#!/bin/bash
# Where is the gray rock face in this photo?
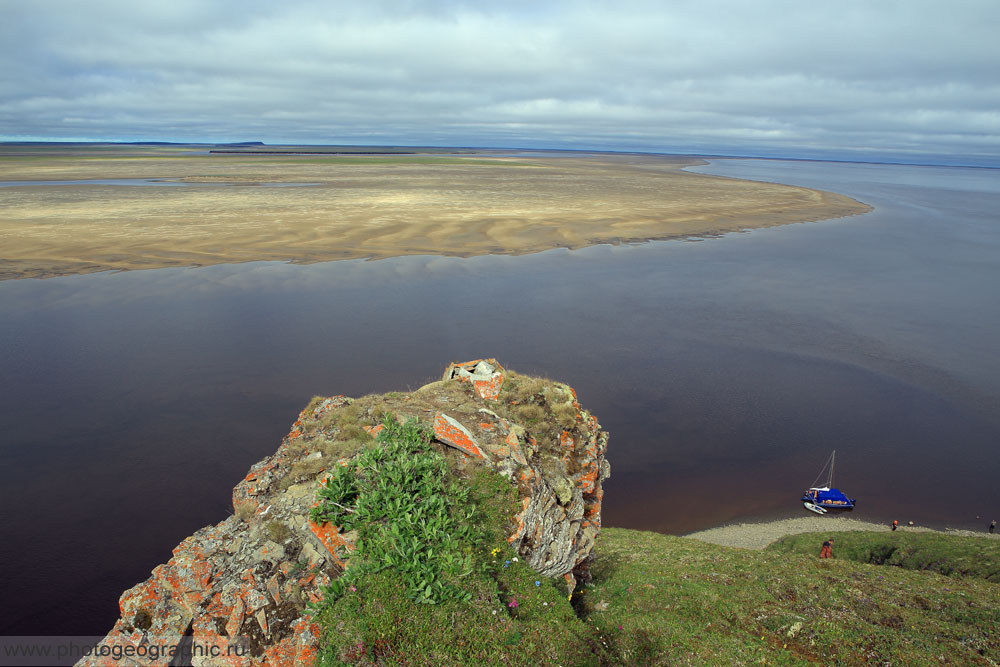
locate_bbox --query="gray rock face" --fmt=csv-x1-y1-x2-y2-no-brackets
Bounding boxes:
430,361,610,591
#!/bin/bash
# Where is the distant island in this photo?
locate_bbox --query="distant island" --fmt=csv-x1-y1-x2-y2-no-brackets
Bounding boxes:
208,150,418,155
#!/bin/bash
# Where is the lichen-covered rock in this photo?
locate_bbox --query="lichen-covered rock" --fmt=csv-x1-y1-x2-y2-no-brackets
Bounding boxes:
80,361,608,665
430,365,610,589
78,399,354,667
443,358,506,400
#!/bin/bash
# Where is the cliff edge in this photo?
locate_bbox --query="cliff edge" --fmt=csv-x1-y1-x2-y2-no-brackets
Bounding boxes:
79,360,609,666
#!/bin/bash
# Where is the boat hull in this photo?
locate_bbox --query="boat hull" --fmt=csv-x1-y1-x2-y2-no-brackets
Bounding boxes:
802,487,856,510
803,502,827,515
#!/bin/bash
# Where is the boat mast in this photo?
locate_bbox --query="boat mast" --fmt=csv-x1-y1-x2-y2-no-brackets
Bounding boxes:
809,451,837,489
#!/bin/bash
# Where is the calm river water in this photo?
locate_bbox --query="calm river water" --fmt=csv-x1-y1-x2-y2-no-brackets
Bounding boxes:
1,158,997,635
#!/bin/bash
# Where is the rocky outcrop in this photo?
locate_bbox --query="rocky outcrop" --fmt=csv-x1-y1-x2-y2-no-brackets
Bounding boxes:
79,360,609,666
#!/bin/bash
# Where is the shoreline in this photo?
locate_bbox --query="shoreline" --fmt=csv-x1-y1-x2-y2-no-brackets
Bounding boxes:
683,515,999,550
0,151,872,281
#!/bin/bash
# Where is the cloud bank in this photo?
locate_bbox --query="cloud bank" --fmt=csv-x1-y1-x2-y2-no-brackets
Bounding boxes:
2,0,998,163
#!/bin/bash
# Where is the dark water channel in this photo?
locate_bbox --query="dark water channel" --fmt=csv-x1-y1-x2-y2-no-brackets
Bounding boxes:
1,159,998,635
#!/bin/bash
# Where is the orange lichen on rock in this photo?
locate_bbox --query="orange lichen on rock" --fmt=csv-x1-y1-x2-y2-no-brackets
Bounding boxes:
263,617,323,666
508,497,532,543
443,358,506,400
560,430,575,451
564,572,577,595
433,411,487,459
576,460,600,494
307,520,355,569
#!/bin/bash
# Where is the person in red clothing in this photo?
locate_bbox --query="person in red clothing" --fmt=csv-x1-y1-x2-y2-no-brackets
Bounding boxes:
819,537,834,559
891,520,898,531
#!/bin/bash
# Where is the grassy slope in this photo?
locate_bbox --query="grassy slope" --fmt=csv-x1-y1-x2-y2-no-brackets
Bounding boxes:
767,531,1000,583
590,528,998,666
312,521,999,665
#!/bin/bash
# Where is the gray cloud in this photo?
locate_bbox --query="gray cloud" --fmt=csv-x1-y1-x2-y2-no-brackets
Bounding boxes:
2,0,998,163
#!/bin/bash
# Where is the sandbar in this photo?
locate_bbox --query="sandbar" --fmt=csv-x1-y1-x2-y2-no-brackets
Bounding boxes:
0,147,872,281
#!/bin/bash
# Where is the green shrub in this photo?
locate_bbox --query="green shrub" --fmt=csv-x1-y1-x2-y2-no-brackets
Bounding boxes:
309,415,481,605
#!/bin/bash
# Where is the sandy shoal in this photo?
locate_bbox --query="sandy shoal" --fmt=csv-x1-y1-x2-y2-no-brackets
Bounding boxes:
0,152,872,281
684,516,998,550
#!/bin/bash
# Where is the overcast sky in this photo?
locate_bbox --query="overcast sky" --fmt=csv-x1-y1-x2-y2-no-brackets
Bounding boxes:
2,0,998,163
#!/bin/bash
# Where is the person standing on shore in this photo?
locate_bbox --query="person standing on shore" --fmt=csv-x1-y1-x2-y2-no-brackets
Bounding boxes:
819,538,834,559
991,520,996,534
891,520,898,531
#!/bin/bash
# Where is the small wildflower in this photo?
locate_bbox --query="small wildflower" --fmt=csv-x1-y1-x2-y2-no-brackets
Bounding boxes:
618,625,623,630
348,585,356,592
504,560,510,568
492,609,497,615
543,602,548,606
568,594,572,601
535,581,541,587
508,598,518,608
512,557,518,562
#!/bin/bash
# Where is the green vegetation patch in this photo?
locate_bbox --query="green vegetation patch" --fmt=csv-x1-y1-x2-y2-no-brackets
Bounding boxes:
768,530,1000,583
586,528,999,665
309,414,607,665
309,417,478,605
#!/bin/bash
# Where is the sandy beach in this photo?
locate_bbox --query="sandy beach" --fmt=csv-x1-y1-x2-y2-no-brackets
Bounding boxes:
684,516,999,550
0,148,872,281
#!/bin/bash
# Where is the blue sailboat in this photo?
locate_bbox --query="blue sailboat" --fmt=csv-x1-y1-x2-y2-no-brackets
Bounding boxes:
802,450,856,513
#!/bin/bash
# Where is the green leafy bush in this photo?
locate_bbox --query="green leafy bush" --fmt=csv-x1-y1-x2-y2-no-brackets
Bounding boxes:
309,415,481,605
